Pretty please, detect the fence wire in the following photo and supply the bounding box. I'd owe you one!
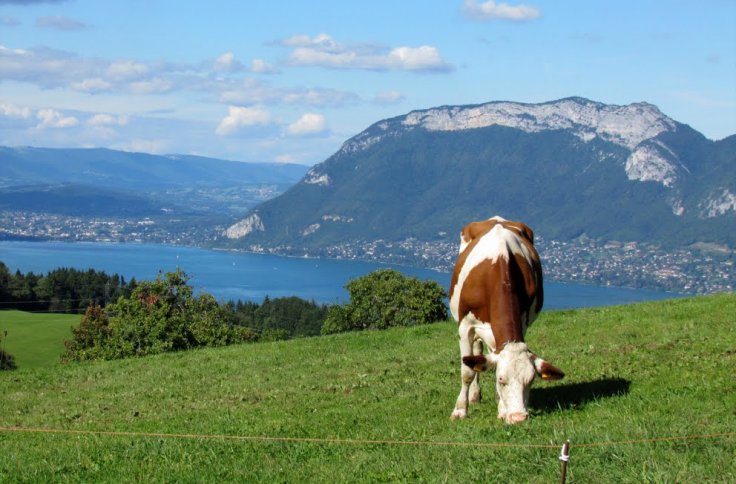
[1,426,733,450]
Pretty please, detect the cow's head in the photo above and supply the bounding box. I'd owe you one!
[463,342,564,424]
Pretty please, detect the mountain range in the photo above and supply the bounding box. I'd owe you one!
[224,97,735,249]
[0,147,308,217]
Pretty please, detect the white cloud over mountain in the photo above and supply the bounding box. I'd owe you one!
[461,0,540,21]
[216,106,274,136]
[36,108,78,128]
[280,33,452,72]
[287,113,327,136]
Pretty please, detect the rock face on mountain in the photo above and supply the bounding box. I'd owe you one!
[226,97,736,248]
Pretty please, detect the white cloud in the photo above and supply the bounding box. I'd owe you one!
[287,113,326,136]
[0,101,34,128]
[219,78,358,107]
[216,106,273,136]
[373,90,405,104]
[1,101,32,119]
[461,0,541,21]
[281,33,452,72]
[387,46,447,71]
[72,77,113,93]
[0,43,358,108]
[281,87,358,106]
[106,59,149,81]
[36,15,88,30]
[213,52,245,73]
[87,113,129,126]
[129,77,174,94]
[279,33,336,48]
[1,16,20,26]
[275,154,296,164]
[36,108,78,128]
[250,58,279,74]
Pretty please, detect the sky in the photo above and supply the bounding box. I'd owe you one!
[1,0,735,166]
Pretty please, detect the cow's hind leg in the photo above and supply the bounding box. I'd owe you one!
[469,338,483,404]
[451,322,475,419]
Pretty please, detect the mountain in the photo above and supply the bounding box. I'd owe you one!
[0,184,173,217]
[0,147,308,191]
[0,147,309,218]
[224,97,735,249]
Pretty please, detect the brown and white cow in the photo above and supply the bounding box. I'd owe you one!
[449,216,564,424]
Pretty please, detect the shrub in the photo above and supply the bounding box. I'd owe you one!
[63,269,247,361]
[0,330,17,370]
[63,304,112,361]
[321,269,447,335]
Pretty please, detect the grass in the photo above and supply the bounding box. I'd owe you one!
[1,294,735,482]
[0,310,76,369]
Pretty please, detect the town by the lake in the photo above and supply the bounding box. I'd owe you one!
[2,210,733,296]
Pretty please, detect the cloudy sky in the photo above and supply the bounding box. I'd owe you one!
[1,0,734,165]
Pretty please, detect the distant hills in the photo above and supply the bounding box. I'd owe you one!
[0,147,308,217]
[0,184,166,217]
[225,97,735,249]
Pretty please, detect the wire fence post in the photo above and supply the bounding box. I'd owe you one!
[559,440,570,484]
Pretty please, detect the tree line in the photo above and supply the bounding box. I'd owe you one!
[1,261,448,367]
[62,268,447,362]
[0,262,133,313]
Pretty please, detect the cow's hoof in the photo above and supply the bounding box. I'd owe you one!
[450,409,467,420]
[469,392,481,404]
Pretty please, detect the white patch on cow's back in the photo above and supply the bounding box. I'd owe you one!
[451,223,533,323]
[458,216,508,254]
[458,233,470,255]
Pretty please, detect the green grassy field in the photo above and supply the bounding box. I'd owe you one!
[0,310,77,369]
[1,294,735,482]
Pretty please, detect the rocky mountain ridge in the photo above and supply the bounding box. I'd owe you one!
[225,97,735,249]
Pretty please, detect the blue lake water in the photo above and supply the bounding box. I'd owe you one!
[0,241,679,309]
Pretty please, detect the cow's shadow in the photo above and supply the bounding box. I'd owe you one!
[529,377,631,414]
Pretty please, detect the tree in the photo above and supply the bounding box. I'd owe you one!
[321,269,447,335]
[62,304,111,361]
[1,330,17,371]
[63,269,247,361]
[0,262,11,303]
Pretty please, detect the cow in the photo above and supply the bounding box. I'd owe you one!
[449,216,564,424]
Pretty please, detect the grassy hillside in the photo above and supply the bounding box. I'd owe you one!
[1,294,734,482]
[0,310,76,369]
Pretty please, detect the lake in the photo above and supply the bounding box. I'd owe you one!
[0,241,678,309]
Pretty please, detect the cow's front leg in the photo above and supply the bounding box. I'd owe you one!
[469,338,483,404]
[451,324,475,419]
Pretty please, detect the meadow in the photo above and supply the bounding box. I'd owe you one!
[1,294,734,482]
[0,310,76,369]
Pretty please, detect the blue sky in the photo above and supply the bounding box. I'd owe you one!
[1,0,734,165]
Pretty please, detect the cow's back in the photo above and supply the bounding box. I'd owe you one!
[450,217,543,346]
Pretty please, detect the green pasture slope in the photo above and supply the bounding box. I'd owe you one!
[1,294,734,482]
[0,310,76,369]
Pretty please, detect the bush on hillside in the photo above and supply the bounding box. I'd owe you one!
[0,330,17,370]
[63,304,112,361]
[63,270,249,361]
[321,269,447,335]
[0,350,16,370]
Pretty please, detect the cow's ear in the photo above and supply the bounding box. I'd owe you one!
[462,355,491,372]
[532,355,565,380]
